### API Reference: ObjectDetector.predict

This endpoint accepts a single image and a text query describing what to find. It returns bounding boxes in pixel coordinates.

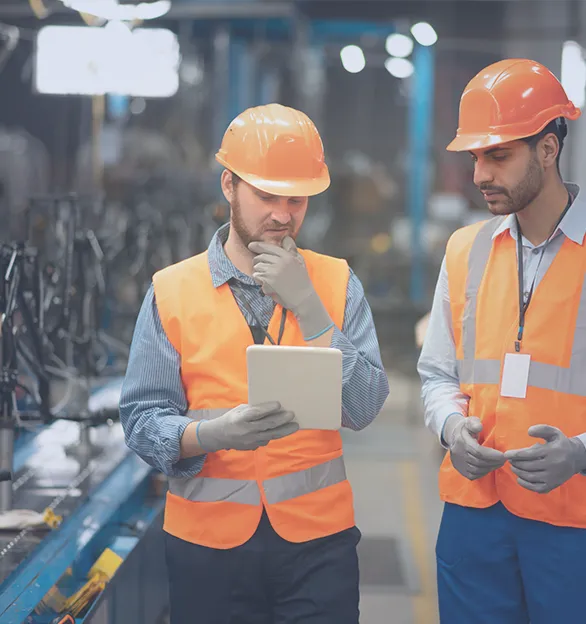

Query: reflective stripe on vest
[168,456,347,506]
[459,217,586,395]
[170,476,262,505]
[263,455,347,505]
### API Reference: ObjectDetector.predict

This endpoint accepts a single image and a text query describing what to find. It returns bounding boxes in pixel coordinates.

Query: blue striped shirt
[119,224,389,477]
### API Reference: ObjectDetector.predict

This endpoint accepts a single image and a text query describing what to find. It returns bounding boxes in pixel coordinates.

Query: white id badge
[500,353,531,399]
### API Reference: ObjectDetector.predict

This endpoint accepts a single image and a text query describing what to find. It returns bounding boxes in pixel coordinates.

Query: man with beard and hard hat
[119,103,389,623]
[418,58,586,623]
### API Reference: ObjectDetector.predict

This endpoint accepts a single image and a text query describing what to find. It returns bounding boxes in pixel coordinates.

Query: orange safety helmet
[215,103,330,197]
[447,58,581,152]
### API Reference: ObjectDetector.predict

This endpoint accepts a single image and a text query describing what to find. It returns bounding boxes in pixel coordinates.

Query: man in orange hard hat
[120,103,389,623]
[418,58,586,623]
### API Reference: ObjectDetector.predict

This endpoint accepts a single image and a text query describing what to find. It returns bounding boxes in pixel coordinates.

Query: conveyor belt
[0,419,129,587]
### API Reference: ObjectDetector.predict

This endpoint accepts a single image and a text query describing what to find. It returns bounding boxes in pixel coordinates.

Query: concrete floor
[341,371,444,624]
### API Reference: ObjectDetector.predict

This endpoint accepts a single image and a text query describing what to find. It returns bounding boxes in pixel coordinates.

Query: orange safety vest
[441,213,586,528]
[152,248,355,548]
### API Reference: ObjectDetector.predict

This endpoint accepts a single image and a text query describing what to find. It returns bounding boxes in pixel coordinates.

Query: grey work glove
[504,425,586,494]
[444,414,506,481]
[248,236,332,339]
[197,401,299,452]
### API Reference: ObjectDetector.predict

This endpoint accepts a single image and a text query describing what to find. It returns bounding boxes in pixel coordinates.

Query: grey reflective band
[168,456,347,506]
[462,217,504,363]
[186,408,231,421]
[263,456,347,505]
[457,358,500,386]
[457,217,586,396]
[168,476,262,505]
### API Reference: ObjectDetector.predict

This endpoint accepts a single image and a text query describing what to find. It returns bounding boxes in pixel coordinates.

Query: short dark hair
[231,172,241,187]
[522,117,567,172]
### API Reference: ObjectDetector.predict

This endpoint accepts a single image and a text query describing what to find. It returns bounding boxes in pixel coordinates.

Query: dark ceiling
[297,0,509,38]
[0,0,515,37]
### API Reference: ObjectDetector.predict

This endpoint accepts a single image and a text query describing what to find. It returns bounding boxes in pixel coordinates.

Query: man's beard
[230,194,295,247]
[480,154,544,216]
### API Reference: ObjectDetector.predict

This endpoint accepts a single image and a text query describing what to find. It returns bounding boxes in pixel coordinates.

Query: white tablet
[246,345,343,430]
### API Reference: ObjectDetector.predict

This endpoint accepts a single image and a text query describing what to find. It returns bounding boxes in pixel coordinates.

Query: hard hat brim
[446,133,527,152]
[447,105,582,152]
[217,155,331,197]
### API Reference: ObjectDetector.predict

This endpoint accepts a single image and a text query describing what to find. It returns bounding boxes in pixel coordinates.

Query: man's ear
[220,169,235,203]
[540,133,560,169]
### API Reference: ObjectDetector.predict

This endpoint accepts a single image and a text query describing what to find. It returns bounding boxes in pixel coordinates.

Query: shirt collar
[491,183,586,245]
[207,223,259,288]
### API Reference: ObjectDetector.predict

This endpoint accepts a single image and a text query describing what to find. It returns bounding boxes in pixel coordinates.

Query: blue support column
[229,36,254,121]
[408,43,435,304]
[212,25,231,156]
[107,94,129,120]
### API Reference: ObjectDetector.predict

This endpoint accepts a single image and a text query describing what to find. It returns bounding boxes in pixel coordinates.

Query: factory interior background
[0,0,585,622]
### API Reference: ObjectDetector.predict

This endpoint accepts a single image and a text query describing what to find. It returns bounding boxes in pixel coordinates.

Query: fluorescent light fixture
[35,24,180,97]
[340,45,366,73]
[561,40,586,108]
[60,0,171,21]
[385,33,413,58]
[411,22,438,47]
[384,57,414,79]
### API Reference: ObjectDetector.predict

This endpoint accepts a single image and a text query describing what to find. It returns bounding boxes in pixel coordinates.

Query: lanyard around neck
[230,281,287,346]
[514,193,572,351]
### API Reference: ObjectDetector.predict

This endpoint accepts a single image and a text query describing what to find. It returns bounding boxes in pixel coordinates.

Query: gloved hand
[248,236,332,339]
[444,414,506,481]
[196,401,299,452]
[504,425,586,494]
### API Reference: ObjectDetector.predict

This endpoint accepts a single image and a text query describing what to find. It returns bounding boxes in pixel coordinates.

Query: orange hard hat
[215,103,330,197]
[447,58,581,152]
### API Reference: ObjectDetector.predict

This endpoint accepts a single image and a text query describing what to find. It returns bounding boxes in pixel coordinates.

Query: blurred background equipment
[0,1,582,622]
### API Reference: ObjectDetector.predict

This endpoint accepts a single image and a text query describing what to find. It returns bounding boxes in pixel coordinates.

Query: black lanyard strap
[515,193,572,351]
[230,282,287,346]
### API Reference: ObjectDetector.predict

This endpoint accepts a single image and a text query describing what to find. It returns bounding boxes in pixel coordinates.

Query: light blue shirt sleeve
[119,285,206,478]
[417,256,470,444]
[331,269,390,431]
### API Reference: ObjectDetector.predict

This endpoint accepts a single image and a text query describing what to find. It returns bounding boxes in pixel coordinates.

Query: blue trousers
[437,502,586,624]
[164,510,361,624]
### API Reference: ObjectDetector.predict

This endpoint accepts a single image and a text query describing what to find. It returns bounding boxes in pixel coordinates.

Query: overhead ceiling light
[59,0,171,21]
[340,45,366,74]
[384,57,414,79]
[385,33,413,58]
[411,22,438,47]
[35,25,180,97]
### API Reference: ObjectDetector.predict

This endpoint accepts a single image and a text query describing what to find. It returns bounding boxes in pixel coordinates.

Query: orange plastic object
[447,58,581,151]
[51,615,74,624]
[215,103,330,197]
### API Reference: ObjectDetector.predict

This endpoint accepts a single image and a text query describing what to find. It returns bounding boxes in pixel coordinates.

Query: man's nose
[270,205,292,224]
[473,160,493,188]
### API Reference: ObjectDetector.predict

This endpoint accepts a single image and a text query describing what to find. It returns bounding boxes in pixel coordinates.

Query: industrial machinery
[0,195,169,624]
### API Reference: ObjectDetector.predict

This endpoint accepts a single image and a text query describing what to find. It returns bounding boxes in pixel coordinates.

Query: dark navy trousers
[437,501,586,624]
[165,510,361,624]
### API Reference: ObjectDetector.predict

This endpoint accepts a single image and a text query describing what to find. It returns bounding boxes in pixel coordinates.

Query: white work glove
[504,425,586,494]
[248,236,332,339]
[196,401,299,452]
[444,414,506,481]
